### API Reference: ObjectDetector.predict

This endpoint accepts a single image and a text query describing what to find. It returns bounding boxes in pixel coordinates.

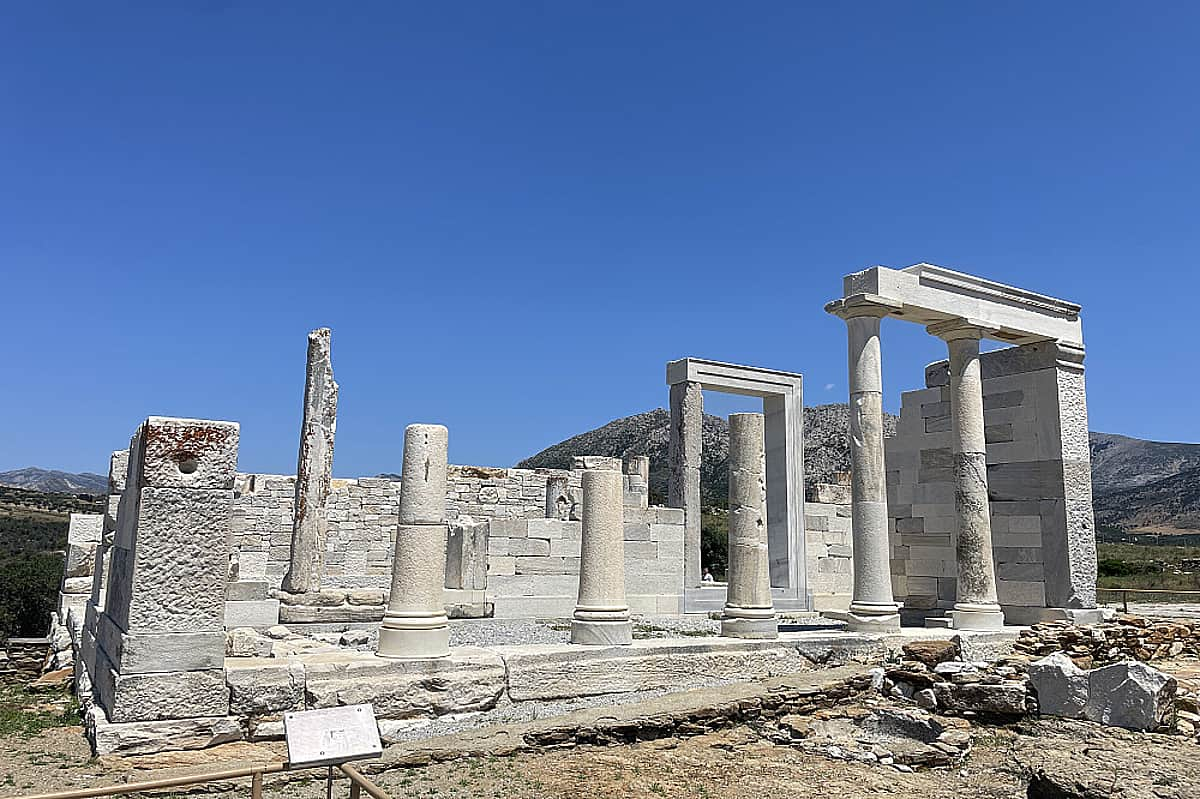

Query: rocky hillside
[519,409,1200,530]
[1092,465,1200,531]
[517,404,898,505]
[1089,433,1200,495]
[0,467,106,495]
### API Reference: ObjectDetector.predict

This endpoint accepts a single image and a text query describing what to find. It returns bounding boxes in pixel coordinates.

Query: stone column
[668,380,703,587]
[571,469,632,645]
[282,328,339,594]
[929,320,1005,630]
[94,417,238,724]
[721,413,777,638]
[825,295,901,631]
[378,424,451,659]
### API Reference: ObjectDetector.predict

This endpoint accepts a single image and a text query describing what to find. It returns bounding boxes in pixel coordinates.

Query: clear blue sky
[3,3,1198,477]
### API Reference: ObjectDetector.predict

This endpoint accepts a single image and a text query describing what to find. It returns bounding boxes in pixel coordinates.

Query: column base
[949,604,1006,631]
[720,606,778,639]
[571,605,632,645]
[822,609,901,633]
[570,618,633,646]
[377,612,450,659]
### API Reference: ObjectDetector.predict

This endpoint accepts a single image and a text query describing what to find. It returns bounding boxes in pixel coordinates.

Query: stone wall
[885,342,1098,624]
[486,507,685,618]
[804,482,854,611]
[230,464,685,618]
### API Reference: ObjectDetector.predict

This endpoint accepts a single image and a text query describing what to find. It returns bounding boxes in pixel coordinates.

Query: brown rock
[902,640,960,668]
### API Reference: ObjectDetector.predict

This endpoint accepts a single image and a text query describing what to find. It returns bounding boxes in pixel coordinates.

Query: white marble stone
[571,469,632,645]
[379,424,450,659]
[825,298,901,631]
[721,413,777,639]
[282,327,339,593]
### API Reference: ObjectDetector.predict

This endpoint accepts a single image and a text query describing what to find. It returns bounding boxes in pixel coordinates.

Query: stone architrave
[668,380,703,588]
[721,414,777,639]
[282,328,339,594]
[378,424,450,659]
[824,296,902,631]
[93,417,239,724]
[571,469,633,645]
[929,319,1005,631]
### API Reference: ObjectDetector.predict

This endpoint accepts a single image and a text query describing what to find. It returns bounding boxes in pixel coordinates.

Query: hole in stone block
[176,454,199,474]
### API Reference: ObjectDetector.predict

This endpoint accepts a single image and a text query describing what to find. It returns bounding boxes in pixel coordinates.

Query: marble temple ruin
[45,263,1100,756]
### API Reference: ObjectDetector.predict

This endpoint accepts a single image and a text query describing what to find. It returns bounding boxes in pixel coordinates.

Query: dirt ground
[2,710,1198,799]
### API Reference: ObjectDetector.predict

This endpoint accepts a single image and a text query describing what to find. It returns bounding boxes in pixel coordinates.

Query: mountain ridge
[0,467,107,495]
[518,408,1200,530]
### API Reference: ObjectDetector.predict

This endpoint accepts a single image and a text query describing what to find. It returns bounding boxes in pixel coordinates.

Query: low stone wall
[1014,616,1200,667]
[1,637,49,681]
[89,628,1012,756]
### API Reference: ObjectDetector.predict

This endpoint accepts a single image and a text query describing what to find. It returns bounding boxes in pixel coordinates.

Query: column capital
[926,317,996,342]
[825,293,903,320]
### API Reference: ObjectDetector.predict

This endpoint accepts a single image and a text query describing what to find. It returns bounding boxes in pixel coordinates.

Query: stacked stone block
[92,417,239,725]
[78,451,128,700]
[804,482,854,611]
[57,514,102,624]
[485,506,684,618]
[885,342,1099,623]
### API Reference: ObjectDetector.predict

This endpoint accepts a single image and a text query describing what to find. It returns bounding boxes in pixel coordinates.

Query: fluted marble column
[378,424,451,659]
[929,320,1005,630]
[825,295,901,631]
[571,469,632,645]
[721,413,777,639]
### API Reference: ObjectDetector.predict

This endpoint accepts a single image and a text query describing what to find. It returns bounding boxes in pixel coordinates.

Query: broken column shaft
[282,327,339,594]
[378,424,450,659]
[721,413,777,639]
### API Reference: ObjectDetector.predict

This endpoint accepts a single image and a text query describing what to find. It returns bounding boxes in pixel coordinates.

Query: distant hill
[0,467,107,495]
[1089,432,1200,496]
[516,404,898,505]
[517,408,1200,531]
[1093,464,1200,532]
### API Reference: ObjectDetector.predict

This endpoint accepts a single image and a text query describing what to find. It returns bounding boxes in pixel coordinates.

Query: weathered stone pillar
[622,454,650,509]
[79,450,129,703]
[545,475,570,520]
[282,328,339,594]
[571,469,632,645]
[929,320,1005,630]
[378,424,450,659]
[94,417,238,723]
[668,381,703,587]
[826,296,901,631]
[721,413,777,638]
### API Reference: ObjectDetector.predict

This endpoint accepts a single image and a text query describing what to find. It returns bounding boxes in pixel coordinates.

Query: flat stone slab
[366,663,870,771]
[300,646,506,719]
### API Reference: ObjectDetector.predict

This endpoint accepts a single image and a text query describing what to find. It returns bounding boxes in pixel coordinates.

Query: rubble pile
[1015,616,1200,667]
[772,705,972,771]
[878,639,1033,717]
